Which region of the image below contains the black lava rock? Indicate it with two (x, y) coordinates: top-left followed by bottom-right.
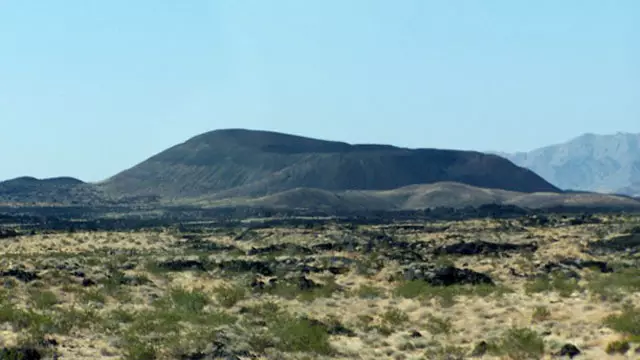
(1, 269), (39, 283)
(470, 341), (488, 357)
(81, 278), (97, 287)
(298, 275), (320, 291)
(157, 259), (207, 272)
(0, 347), (42, 360)
(434, 240), (537, 256)
(426, 266), (494, 286)
(557, 343), (581, 358)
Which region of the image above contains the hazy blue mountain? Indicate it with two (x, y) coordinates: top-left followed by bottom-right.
(496, 132), (640, 196)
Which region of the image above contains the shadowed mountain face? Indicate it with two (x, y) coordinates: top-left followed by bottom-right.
(101, 129), (560, 199)
(497, 133), (640, 196)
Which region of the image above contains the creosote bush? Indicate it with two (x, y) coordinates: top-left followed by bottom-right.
(587, 268), (640, 302)
(604, 305), (640, 341)
(525, 272), (580, 297)
(494, 327), (545, 359)
(214, 284), (246, 308)
(395, 280), (509, 307)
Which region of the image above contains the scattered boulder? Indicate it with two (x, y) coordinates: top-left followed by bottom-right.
(157, 259), (207, 272)
(179, 341), (254, 360)
(250, 277), (277, 291)
(403, 265), (494, 286)
(39, 337), (58, 348)
(305, 317), (356, 337)
(115, 275), (148, 286)
(429, 266), (494, 286)
(210, 341), (253, 360)
(217, 260), (274, 276)
(572, 259), (613, 273)
(508, 267), (530, 278)
(250, 278), (265, 291)
(326, 322), (356, 336)
(556, 343), (581, 358)
(469, 341), (489, 357)
(298, 275), (320, 291)
(1, 269), (39, 283)
(364, 233), (397, 249)
(297, 264), (322, 274)
(81, 278), (96, 287)
(120, 263), (136, 271)
(312, 242), (346, 252)
(545, 259), (613, 273)
(541, 259), (614, 280)
(327, 266), (349, 275)
(0, 229), (20, 239)
(0, 347), (42, 360)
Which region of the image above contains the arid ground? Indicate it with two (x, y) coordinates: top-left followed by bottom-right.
(2, 214), (640, 359)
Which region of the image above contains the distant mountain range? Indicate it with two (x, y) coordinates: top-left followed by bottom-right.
(2, 129), (640, 211)
(495, 132), (640, 197)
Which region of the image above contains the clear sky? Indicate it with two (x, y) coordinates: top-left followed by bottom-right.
(1, 1), (638, 182)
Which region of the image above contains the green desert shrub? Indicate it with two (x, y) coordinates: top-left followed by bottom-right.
(492, 327), (545, 359)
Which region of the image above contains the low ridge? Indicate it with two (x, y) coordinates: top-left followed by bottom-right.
(191, 182), (640, 211)
(0, 176), (105, 205)
(101, 128), (560, 199)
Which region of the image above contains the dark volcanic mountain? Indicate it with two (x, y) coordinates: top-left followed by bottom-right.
(101, 128), (559, 200)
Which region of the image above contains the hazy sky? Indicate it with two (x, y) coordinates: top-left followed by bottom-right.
(1, 1), (638, 182)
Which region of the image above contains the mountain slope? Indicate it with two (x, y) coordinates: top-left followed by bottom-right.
(497, 132), (640, 196)
(101, 128), (560, 199)
(191, 182), (640, 211)
(615, 182), (640, 197)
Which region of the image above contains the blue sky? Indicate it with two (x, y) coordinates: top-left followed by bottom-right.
(1, 1), (638, 182)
